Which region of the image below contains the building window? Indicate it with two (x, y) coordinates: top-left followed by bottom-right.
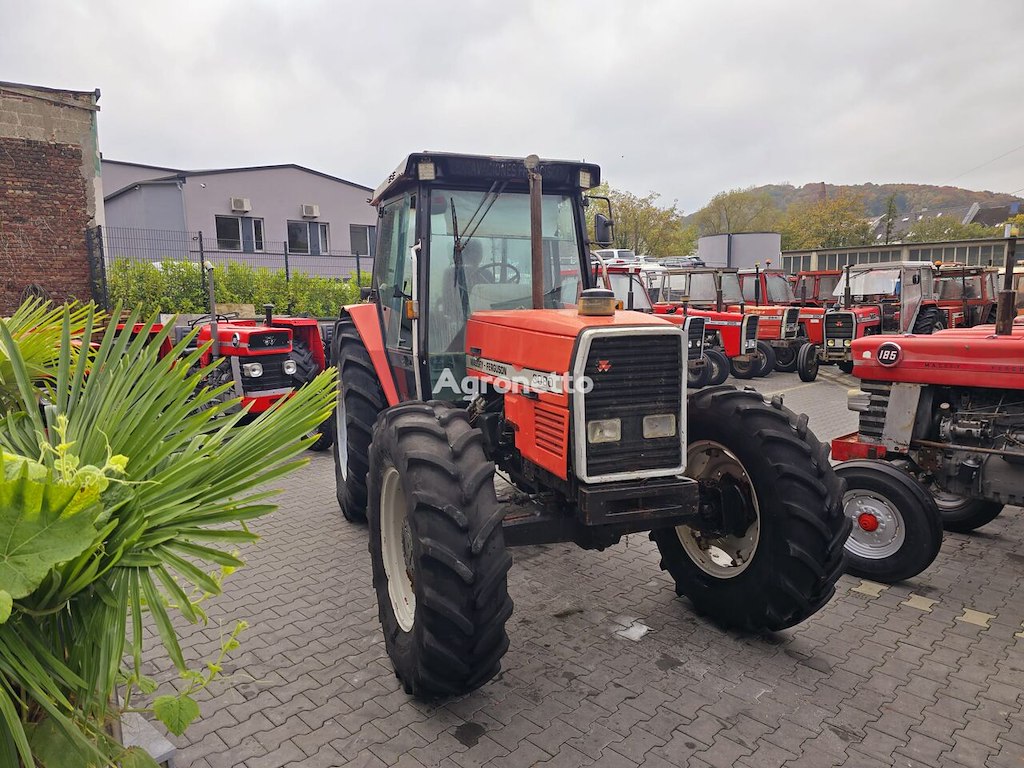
(288, 221), (310, 254)
(253, 218), (264, 252)
(350, 224), (377, 256)
(215, 216), (242, 251)
(318, 222), (330, 254)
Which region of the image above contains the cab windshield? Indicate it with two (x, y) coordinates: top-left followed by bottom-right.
(834, 268), (901, 297)
(719, 273), (743, 303)
(817, 275), (839, 300)
(427, 187), (583, 355)
(765, 274), (795, 303)
(607, 273), (653, 311)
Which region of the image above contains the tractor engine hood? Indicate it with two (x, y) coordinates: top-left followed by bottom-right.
(197, 322), (292, 356)
(465, 309), (675, 403)
(852, 327), (1024, 389)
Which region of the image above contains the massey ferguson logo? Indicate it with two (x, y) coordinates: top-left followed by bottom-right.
(263, 336), (274, 346)
(876, 342), (902, 367)
(597, 360), (613, 373)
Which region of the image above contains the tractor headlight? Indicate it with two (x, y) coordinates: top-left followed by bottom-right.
(844, 339), (852, 347)
(283, 359), (298, 375)
(827, 339), (836, 347)
(231, 332), (241, 348)
(587, 418), (621, 444)
(643, 414), (677, 439)
(242, 362), (263, 378)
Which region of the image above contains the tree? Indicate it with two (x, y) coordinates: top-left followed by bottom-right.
(692, 187), (782, 235)
(780, 194), (873, 250)
(902, 218), (1002, 243)
(587, 183), (697, 256)
(882, 194), (899, 245)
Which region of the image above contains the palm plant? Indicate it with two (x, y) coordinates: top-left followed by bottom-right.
(0, 302), (335, 766)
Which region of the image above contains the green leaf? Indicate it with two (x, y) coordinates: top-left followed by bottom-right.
(0, 590), (10, 623)
(152, 693), (200, 736)
(0, 457), (101, 601)
(117, 746), (161, 768)
(25, 715), (99, 768)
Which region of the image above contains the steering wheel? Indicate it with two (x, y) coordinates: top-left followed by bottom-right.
(475, 261), (521, 284)
(188, 313), (237, 328)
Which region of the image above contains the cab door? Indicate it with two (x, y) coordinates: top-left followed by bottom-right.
(373, 194), (420, 399)
(898, 266), (925, 332)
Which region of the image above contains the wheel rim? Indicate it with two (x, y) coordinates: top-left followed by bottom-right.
(843, 490), (906, 559)
(675, 440), (760, 578)
(335, 388), (348, 479)
(931, 487), (972, 513)
(732, 358), (752, 376)
(776, 346), (796, 366)
(380, 466), (416, 632)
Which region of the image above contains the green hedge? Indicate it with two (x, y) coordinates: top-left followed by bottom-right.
(107, 259), (369, 317)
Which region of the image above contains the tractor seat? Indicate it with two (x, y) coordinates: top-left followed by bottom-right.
(469, 282), (533, 313)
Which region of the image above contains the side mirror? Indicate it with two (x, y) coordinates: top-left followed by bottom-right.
(360, 286), (373, 301)
(912, 274), (921, 285)
(594, 213), (613, 247)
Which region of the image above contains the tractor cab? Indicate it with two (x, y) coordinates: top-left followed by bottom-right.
(793, 270), (842, 308)
(934, 264), (1000, 326)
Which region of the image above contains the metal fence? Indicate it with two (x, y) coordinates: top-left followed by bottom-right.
(88, 225), (374, 308)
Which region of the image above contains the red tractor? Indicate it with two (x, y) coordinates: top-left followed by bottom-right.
(644, 267), (767, 380)
(792, 270), (842, 309)
(735, 267), (822, 379)
(934, 264), (999, 328)
(330, 152), (849, 697)
(830, 249), (1023, 582)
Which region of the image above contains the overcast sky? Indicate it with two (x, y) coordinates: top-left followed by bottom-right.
(3, 0), (1023, 211)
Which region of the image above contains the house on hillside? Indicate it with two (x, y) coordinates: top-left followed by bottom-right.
(868, 201), (1019, 244)
(101, 160), (378, 277)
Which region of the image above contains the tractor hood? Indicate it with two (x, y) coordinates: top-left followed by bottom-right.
(852, 326), (1024, 389)
(465, 309), (677, 402)
(197, 321), (292, 356)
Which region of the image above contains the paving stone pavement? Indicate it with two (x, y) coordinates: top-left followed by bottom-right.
(145, 370), (1024, 767)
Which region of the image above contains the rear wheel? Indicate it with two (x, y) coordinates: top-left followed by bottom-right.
(773, 342), (799, 373)
(291, 338), (332, 451)
(333, 317), (387, 523)
(912, 306), (944, 334)
(753, 340), (776, 378)
(836, 460), (943, 583)
(705, 348), (730, 386)
(930, 488), (1004, 533)
(368, 401), (512, 698)
(688, 360), (711, 390)
(797, 343), (819, 382)
(650, 387), (849, 631)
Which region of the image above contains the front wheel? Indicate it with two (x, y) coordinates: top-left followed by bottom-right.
(753, 341), (776, 378)
(368, 401), (513, 698)
(650, 387), (850, 631)
(688, 360), (711, 390)
(797, 342), (819, 382)
(705, 348), (730, 386)
(837, 360), (854, 375)
(835, 460), (943, 583)
(773, 342), (799, 373)
(291, 339), (332, 451)
(931, 489), (1004, 533)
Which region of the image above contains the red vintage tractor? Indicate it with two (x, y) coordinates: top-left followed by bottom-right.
(830, 246), (1023, 582)
(934, 264), (1000, 328)
(735, 267), (822, 379)
(645, 267), (767, 380)
(330, 152), (849, 697)
(792, 270), (842, 309)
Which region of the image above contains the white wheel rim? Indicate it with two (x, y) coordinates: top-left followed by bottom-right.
(844, 490), (906, 559)
(675, 440), (760, 579)
(931, 487), (970, 512)
(380, 466), (416, 631)
(335, 387), (348, 480)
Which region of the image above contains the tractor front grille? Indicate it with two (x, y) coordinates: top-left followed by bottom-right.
(686, 317), (706, 361)
(824, 311), (855, 342)
(741, 314), (759, 352)
(858, 382), (890, 441)
(578, 330), (683, 481)
(783, 307), (801, 339)
(240, 352), (295, 394)
(248, 331), (291, 351)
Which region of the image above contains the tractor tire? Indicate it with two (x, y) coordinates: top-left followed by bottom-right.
(688, 360), (711, 390)
(753, 340), (776, 378)
(730, 353), (757, 380)
(368, 401), (513, 698)
(836, 460), (943, 583)
(797, 343), (819, 382)
(912, 307), (945, 334)
(705, 348), (730, 386)
(930, 489), (1004, 533)
(291, 339), (333, 451)
(650, 387), (850, 631)
(333, 317), (387, 523)
(773, 342), (799, 373)
(837, 360), (855, 375)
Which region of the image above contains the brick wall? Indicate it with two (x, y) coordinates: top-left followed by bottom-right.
(0, 83), (102, 314)
(0, 137), (92, 312)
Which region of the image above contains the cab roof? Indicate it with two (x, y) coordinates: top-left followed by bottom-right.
(371, 151), (601, 206)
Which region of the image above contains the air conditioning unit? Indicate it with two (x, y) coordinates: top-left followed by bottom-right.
(301, 203), (320, 218)
(230, 197), (251, 212)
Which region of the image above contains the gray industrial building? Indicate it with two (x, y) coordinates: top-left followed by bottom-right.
(781, 237), (1021, 274)
(101, 160), (378, 276)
